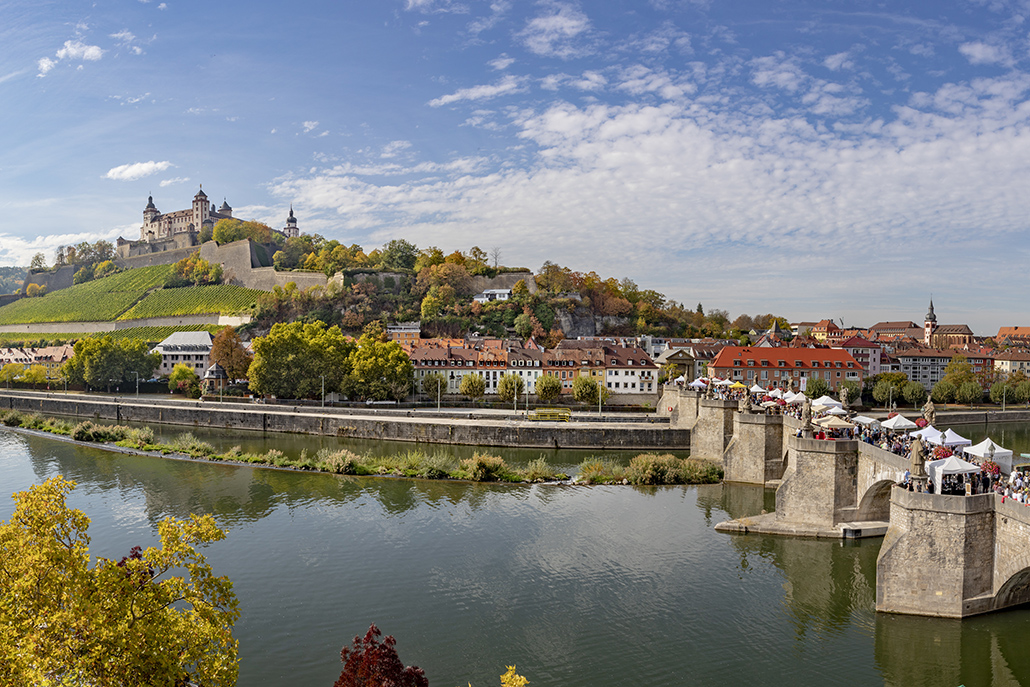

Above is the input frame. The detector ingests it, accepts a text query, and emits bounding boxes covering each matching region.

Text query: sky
[2,0,1030,335]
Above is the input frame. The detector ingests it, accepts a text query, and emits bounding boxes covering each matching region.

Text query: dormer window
[747,360,755,366]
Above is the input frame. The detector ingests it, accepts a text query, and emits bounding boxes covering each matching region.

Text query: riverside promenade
[0,390,689,450]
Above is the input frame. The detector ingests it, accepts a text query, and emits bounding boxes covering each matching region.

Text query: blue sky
[3,0,1029,334]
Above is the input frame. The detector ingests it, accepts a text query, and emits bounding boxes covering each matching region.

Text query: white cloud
[428,75,527,107]
[823,51,853,71]
[103,160,173,181]
[37,57,56,76]
[158,3,167,9]
[110,30,136,44]
[159,176,190,187]
[302,121,319,133]
[751,52,805,92]
[381,140,413,158]
[489,54,515,70]
[56,40,104,62]
[518,2,591,58]
[958,41,1012,65]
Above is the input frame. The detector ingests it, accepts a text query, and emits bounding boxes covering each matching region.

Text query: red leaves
[334,624,428,687]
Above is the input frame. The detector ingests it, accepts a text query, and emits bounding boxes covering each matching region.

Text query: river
[2,427,1030,686]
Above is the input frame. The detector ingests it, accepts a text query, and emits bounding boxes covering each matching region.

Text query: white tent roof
[910,426,943,444]
[964,438,1014,474]
[819,416,855,429]
[931,428,972,447]
[786,394,806,405]
[852,415,880,427]
[927,455,981,494]
[674,375,686,383]
[812,395,843,408]
[882,415,918,431]
[811,403,830,413]
[716,379,734,387]
[688,379,707,389]
[769,388,783,398]
[750,384,767,393]
[825,406,848,416]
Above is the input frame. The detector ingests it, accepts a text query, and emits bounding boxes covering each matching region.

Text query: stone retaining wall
[0,393,688,450]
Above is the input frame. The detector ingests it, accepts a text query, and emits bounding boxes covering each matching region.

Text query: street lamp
[131,371,139,397]
[437,376,442,411]
[321,374,325,408]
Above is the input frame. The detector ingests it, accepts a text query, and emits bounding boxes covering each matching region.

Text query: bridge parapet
[689,399,738,462]
[722,413,784,484]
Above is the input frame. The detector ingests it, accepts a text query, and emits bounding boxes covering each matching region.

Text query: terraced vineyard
[117,284,263,320]
[0,324,224,346]
[0,265,173,325]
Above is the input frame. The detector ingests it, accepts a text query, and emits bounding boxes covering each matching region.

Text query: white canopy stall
[750,384,767,393]
[931,428,972,448]
[852,415,881,427]
[910,426,943,444]
[926,455,981,495]
[964,438,1014,474]
[688,379,707,389]
[812,395,843,408]
[882,415,918,431]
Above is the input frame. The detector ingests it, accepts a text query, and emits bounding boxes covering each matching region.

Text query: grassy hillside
[0,265,173,325]
[117,284,263,320]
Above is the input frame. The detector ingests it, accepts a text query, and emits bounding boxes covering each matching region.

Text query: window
[761,371,768,380]
[778,360,786,367]
[812,361,819,367]
[835,361,842,368]
[734,360,741,367]
[747,360,755,366]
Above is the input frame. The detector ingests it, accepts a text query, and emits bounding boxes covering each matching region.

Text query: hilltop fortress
[117,186,300,261]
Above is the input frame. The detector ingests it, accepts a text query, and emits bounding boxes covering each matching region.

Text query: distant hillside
[0,266,27,294]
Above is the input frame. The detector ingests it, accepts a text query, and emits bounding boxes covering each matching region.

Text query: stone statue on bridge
[840,386,850,410]
[909,436,926,478]
[801,396,813,436]
[922,398,936,427]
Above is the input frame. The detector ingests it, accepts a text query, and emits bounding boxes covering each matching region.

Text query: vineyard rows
[117,285,263,320]
[0,265,174,325]
[0,324,222,346]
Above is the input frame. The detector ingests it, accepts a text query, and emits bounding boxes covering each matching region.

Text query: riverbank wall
[0,392,688,450]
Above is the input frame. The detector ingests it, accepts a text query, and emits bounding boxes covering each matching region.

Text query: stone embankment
[0,391,688,450]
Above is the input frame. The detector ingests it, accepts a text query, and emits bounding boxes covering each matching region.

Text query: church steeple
[924,297,937,346]
[925,298,936,324]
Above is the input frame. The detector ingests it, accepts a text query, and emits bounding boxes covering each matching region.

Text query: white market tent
[825,406,848,416]
[688,379,707,389]
[716,379,734,387]
[818,416,855,429]
[852,415,880,427]
[812,395,843,408]
[750,384,767,393]
[931,428,972,448]
[769,389,783,398]
[882,415,918,431]
[811,404,830,413]
[786,394,806,405]
[964,438,1014,474]
[674,375,686,383]
[927,455,981,495]
[910,426,943,444]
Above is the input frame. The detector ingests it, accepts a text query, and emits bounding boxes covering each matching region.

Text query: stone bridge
[876,489,1030,617]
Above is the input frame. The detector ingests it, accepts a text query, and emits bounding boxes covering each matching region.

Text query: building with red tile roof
[709,346,862,391]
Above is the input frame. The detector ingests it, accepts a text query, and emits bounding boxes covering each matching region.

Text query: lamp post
[437,376,442,411]
[320,374,325,408]
[132,371,139,397]
[1003,385,1007,412]
[598,377,603,417]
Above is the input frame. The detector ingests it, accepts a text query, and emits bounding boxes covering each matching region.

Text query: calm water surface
[2,428,1030,686]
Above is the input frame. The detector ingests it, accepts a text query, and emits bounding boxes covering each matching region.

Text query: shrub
[625,454,724,485]
[577,458,625,484]
[416,453,456,480]
[0,410,25,427]
[316,448,362,474]
[169,433,215,456]
[459,453,508,481]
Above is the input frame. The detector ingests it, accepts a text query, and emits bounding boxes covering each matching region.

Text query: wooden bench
[528,407,571,422]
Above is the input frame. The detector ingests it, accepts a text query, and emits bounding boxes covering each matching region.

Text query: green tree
[210,326,252,381]
[804,377,830,399]
[990,381,1010,405]
[1014,380,1030,406]
[379,239,419,271]
[902,380,928,407]
[73,264,94,284]
[0,477,239,687]
[249,321,355,399]
[93,260,118,279]
[513,312,533,339]
[19,364,47,389]
[0,363,22,388]
[497,374,525,405]
[344,321,413,401]
[572,375,600,405]
[24,283,45,297]
[535,374,563,402]
[28,252,47,272]
[931,379,956,403]
[420,294,442,321]
[168,363,200,394]
[459,373,486,402]
[419,371,448,402]
[942,355,975,387]
[957,380,983,406]
[63,337,160,392]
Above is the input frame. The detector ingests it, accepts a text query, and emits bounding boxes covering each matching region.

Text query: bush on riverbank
[576,454,723,485]
[0,411,718,486]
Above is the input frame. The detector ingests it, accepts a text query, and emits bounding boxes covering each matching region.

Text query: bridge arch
[994,564,1030,610]
[856,479,895,522]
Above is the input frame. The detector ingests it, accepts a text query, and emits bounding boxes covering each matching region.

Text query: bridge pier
[689,399,737,462]
[722,413,785,485]
[877,490,1030,618]
[776,438,860,529]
